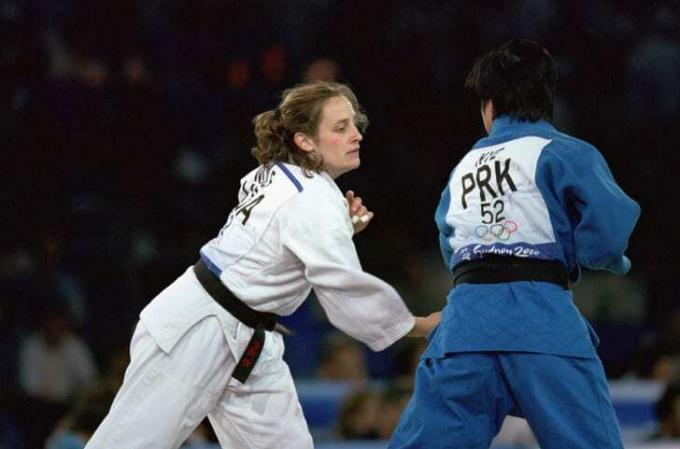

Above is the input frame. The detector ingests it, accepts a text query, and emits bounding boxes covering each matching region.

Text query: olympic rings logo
[474,220,519,241]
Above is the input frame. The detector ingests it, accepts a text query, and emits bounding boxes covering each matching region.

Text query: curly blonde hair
[251,81,368,172]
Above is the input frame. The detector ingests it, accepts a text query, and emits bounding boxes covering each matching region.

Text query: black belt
[193,258,284,383]
[452,256,569,289]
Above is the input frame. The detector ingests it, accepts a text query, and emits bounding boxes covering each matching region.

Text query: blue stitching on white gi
[275,162,303,192]
[199,251,223,277]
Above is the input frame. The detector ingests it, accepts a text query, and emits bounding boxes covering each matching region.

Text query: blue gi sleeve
[537,140,640,274]
[435,177,455,271]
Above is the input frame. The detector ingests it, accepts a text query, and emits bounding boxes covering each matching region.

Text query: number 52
[481,199,505,224]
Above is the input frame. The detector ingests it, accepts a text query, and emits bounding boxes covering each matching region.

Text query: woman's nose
[352,125,363,142]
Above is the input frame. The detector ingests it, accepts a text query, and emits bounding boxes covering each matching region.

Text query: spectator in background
[227,59,251,90]
[45,381,118,449]
[304,58,339,82]
[337,390,380,440]
[628,340,680,383]
[376,382,412,440]
[18,302,98,405]
[652,379,680,439]
[15,302,97,449]
[650,349,680,383]
[258,44,290,102]
[336,382,415,441]
[316,333,369,384]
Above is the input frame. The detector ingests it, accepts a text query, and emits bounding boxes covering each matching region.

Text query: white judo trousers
[86,268,313,449]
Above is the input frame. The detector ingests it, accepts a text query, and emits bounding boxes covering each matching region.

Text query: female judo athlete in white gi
[85,81,440,449]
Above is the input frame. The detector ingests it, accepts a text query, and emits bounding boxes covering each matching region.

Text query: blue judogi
[389,116,640,449]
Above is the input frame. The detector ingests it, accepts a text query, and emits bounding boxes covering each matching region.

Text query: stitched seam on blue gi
[587,358,621,447]
[496,360,522,421]
[431,354,496,445]
[275,162,303,192]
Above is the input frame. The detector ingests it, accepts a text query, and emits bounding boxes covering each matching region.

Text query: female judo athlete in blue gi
[389,40,640,449]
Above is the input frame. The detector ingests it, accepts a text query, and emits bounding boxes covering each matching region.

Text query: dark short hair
[465,40,558,122]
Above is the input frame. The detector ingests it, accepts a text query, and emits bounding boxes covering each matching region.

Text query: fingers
[346,190,365,214]
[346,191,357,214]
[351,211,373,225]
[346,190,373,234]
[351,197,363,215]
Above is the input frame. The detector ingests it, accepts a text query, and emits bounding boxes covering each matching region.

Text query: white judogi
[86,162,415,449]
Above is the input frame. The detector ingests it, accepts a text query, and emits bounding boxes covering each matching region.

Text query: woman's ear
[294,132,315,153]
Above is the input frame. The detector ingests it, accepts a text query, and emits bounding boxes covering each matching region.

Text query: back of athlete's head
[251,81,368,172]
[465,40,558,122]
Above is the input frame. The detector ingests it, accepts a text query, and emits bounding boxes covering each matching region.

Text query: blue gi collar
[473,115,556,149]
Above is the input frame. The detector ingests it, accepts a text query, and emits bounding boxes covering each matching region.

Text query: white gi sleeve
[280,194,415,351]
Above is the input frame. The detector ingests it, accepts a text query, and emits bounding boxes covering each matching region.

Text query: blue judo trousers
[389,117,640,449]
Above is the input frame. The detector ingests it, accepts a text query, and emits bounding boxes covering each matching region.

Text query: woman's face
[307,95,363,179]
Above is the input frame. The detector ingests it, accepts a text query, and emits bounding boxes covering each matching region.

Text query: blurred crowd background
[2,1,680,448]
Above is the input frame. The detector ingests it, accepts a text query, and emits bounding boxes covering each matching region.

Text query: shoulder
[278,164,342,204]
[541,130,602,160]
[238,162,336,211]
[270,162,330,194]
[274,163,349,225]
[537,130,609,173]
[532,131,619,194]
